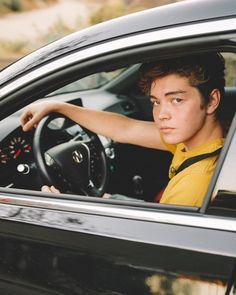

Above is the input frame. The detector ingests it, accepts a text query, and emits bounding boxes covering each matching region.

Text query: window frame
[0,28,236,216]
[201,114,236,215]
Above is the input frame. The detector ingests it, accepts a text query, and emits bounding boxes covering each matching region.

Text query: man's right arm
[20,100,167,150]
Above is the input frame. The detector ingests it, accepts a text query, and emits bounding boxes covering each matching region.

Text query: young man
[20,52,225,207]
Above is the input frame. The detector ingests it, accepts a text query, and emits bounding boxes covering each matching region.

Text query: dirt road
[0,0,100,42]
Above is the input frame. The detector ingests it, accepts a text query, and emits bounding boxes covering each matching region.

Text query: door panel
[0,205,234,294]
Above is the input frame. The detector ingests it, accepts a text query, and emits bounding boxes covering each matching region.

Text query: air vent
[121,101,134,112]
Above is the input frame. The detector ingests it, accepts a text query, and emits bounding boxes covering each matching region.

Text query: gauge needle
[14,149,21,158]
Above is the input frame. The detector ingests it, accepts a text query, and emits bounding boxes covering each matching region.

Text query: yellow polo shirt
[160,138,224,207]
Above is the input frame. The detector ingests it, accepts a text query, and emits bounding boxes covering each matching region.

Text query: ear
[206,89,221,115]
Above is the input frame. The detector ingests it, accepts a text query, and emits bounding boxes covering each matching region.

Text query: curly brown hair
[139,53,225,116]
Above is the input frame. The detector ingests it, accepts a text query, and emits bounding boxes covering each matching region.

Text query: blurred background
[0,0,182,69]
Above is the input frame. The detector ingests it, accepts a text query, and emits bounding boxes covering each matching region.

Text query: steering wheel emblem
[72,150,83,163]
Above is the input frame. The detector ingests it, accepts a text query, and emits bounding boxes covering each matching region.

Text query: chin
[162,135,182,145]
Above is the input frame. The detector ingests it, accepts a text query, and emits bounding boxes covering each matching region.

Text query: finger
[103,193,111,199]
[22,120,34,132]
[20,109,32,125]
[21,114,39,131]
[50,186,60,193]
[41,185,60,194]
[41,185,52,192]
[20,112,33,131]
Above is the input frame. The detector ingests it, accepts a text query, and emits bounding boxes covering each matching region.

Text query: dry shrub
[0,0,58,14]
[90,0,182,25]
[20,0,57,10]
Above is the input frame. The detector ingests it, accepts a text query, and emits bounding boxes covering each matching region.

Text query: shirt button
[170,166,176,175]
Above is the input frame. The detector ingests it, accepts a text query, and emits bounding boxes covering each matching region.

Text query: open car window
[0,51,236,213]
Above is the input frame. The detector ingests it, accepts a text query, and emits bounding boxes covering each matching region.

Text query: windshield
[50,68,127,95]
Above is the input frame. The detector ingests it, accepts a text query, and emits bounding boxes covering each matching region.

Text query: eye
[172,98,183,104]
[150,98,160,106]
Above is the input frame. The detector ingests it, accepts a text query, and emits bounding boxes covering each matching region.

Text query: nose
[153,103,171,121]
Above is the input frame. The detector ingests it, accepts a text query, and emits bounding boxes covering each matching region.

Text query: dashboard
[0,109,116,191]
[0,88,164,199]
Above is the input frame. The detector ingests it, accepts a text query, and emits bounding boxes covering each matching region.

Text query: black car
[0,0,236,294]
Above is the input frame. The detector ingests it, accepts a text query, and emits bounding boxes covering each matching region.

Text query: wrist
[53,101,66,113]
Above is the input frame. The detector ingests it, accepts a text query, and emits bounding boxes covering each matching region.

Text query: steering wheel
[33,114,109,197]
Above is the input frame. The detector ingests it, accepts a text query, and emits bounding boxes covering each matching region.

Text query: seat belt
[154,147,222,202]
[172,147,222,176]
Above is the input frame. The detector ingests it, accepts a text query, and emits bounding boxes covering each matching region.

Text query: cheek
[152,107,159,121]
[180,110,206,133]
[179,105,203,123]
[152,107,162,128]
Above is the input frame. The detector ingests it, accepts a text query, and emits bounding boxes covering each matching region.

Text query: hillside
[0,0,57,14]
[0,0,181,69]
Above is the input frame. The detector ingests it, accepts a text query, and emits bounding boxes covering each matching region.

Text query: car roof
[0,0,236,86]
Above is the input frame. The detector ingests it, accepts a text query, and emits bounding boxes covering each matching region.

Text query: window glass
[146,273,227,295]
[212,125,236,199]
[230,279,236,295]
[49,68,126,95]
[222,53,236,87]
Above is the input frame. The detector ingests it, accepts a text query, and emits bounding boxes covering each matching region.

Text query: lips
[160,127,175,133]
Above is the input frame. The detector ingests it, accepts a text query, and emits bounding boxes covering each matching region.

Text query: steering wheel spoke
[33,114,109,197]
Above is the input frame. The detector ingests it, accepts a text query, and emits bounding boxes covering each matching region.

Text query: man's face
[150,73,208,150]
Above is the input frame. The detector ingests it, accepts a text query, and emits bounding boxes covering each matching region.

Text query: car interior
[0,51,235,206]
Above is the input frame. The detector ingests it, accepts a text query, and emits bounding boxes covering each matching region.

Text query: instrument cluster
[0,128,34,186]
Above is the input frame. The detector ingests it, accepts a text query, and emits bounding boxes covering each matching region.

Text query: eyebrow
[150,90,187,99]
[165,90,187,96]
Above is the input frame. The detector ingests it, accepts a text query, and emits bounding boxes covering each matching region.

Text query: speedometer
[0,148,10,164]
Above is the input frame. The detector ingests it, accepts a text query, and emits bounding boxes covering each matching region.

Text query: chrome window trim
[0,194,235,232]
[0,18,236,98]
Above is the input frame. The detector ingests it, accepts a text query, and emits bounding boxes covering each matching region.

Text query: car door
[0,172,236,295]
[0,7,236,294]
[204,114,236,294]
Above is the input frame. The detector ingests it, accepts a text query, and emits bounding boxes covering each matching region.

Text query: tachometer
[9,136,32,160]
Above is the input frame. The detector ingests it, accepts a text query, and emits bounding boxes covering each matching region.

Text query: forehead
[150,73,192,93]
